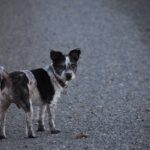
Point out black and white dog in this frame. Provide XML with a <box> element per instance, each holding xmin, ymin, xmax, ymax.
<box><xmin>0</xmin><ymin>49</ymin><xmax>81</xmax><ymax>139</ymax></box>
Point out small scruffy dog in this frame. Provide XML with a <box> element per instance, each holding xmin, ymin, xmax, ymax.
<box><xmin>0</xmin><ymin>49</ymin><xmax>81</xmax><ymax>139</ymax></box>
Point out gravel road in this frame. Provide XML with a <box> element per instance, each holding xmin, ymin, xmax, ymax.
<box><xmin>0</xmin><ymin>0</ymin><xmax>150</xmax><ymax>149</ymax></box>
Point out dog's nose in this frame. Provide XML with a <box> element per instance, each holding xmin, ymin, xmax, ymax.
<box><xmin>66</xmin><ymin>73</ymin><xmax>72</xmax><ymax>80</ymax></box>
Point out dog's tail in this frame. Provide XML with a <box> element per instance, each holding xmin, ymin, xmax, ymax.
<box><xmin>0</xmin><ymin>66</ymin><xmax>11</xmax><ymax>90</ymax></box>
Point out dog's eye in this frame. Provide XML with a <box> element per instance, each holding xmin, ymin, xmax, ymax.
<box><xmin>58</xmin><ymin>64</ymin><xmax>65</xmax><ymax>69</ymax></box>
<box><xmin>70</xmin><ymin>64</ymin><xmax>76</xmax><ymax>68</ymax></box>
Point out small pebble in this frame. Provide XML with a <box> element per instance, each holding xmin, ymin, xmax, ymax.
<box><xmin>73</xmin><ymin>133</ymin><xmax>88</xmax><ymax>139</ymax></box>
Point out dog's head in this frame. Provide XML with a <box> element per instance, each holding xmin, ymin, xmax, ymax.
<box><xmin>50</xmin><ymin>49</ymin><xmax>81</xmax><ymax>82</ymax></box>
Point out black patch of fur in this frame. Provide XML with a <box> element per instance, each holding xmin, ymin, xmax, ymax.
<box><xmin>69</xmin><ymin>49</ymin><xmax>81</xmax><ymax>62</ymax></box>
<box><xmin>0</xmin><ymin>78</ymin><xmax>5</xmax><ymax>90</ymax></box>
<box><xmin>50</xmin><ymin>51</ymin><xmax>66</xmax><ymax>76</ymax></box>
<box><xmin>31</xmin><ymin>68</ymin><xmax>55</xmax><ymax>104</ymax></box>
<box><xmin>9</xmin><ymin>71</ymin><xmax>30</xmax><ymax>111</ymax></box>
<box><xmin>50</xmin><ymin>51</ymin><xmax>65</xmax><ymax>64</ymax></box>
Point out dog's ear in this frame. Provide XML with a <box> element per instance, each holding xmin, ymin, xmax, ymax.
<box><xmin>69</xmin><ymin>48</ymin><xmax>81</xmax><ymax>62</ymax></box>
<box><xmin>50</xmin><ymin>50</ymin><xmax>64</xmax><ymax>62</ymax></box>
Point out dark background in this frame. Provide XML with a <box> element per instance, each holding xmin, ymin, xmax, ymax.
<box><xmin>0</xmin><ymin>0</ymin><xmax>150</xmax><ymax>149</ymax></box>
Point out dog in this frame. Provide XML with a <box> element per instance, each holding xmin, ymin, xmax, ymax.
<box><xmin>0</xmin><ymin>49</ymin><xmax>81</xmax><ymax>139</ymax></box>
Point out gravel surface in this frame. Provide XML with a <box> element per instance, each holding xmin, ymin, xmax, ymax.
<box><xmin>0</xmin><ymin>0</ymin><xmax>150</xmax><ymax>150</ymax></box>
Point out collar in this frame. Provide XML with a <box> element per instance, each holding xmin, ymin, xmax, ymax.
<box><xmin>49</xmin><ymin>65</ymin><xmax>67</xmax><ymax>88</ymax></box>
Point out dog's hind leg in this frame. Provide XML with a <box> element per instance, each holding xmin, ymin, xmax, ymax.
<box><xmin>0</xmin><ymin>66</ymin><xmax>11</xmax><ymax>139</ymax></box>
<box><xmin>24</xmin><ymin>99</ymin><xmax>35</xmax><ymax>138</ymax></box>
<box><xmin>47</xmin><ymin>104</ymin><xmax>60</xmax><ymax>134</ymax></box>
<box><xmin>37</xmin><ymin>104</ymin><xmax>46</xmax><ymax>131</ymax></box>
<box><xmin>0</xmin><ymin>100</ymin><xmax>10</xmax><ymax>139</ymax></box>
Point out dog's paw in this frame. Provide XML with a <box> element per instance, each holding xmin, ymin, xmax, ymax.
<box><xmin>51</xmin><ymin>129</ymin><xmax>60</xmax><ymax>134</ymax></box>
<box><xmin>0</xmin><ymin>135</ymin><xmax>6</xmax><ymax>140</ymax></box>
<box><xmin>28</xmin><ymin>134</ymin><xmax>37</xmax><ymax>138</ymax></box>
<box><xmin>37</xmin><ymin>125</ymin><xmax>45</xmax><ymax>132</ymax></box>
<box><xmin>27</xmin><ymin>132</ymin><xmax>36</xmax><ymax>138</ymax></box>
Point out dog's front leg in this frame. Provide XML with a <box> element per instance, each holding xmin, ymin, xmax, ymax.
<box><xmin>37</xmin><ymin>104</ymin><xmax>46</xmax><ymax>131</ymax></box>
<box><xmin>47</xmin><ymin>104</ymin><xmax>60</xmax><ymax>134</ymax></box>
<box><xmin>25</xmin><ymin>100</ymin><xmax>35</xmax><ymax>138</ymax></box>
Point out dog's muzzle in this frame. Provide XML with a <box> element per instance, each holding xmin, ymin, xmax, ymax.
<box><xmin>65</xmin><ymin>73</ymin><xmax>72</xmax><ymax>81</ymax></box>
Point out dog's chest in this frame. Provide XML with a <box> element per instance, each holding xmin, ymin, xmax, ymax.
<box><xmin>50</xmin><ymin>89</ymin><xmax>61</xmax><ymax>107</ymax></box>
<box><xmin>50</xmin><ymin>78</ymin><xmax>63</xmax><ymax>107</ymax></box>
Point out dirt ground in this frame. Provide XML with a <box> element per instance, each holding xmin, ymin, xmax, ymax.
<box><xmin>0</xmin><ymin>0</ymin><xmax>150</xmax><ymax>149</ymax></box>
